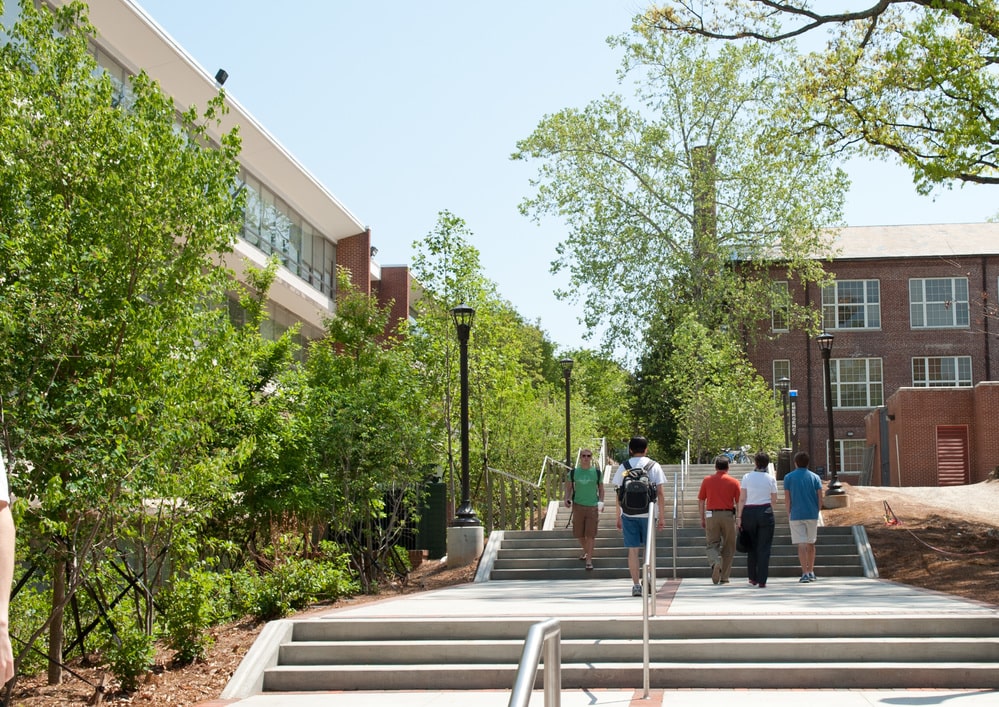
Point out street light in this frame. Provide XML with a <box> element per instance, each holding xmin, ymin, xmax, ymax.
<box><xmin>451</xmin><ymin>304</ymin><xmax>480</xmax><ymax>526</ymax></box>
<box><xmin>777</xmin><ymin>376</ymin><xmax>791</xmax><ymax>448</ymax></box>
<box><xmin>816</xmin><ymin>332</ymin><xmax>844</xmax><ymax>496</ymax></box>
<box><xmin>560</xmin><ymin>358</ymin><xmax>574</xmax><ymax>473</ymax></box>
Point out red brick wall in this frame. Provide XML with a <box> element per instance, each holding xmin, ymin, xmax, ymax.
<box><xmin>747</xmin><ymin>255</ymin><xmax>999</xmax><ymax>482</ymax></box>
<box><xmin>335</xmin><ymin>229</ymin><xmax>371</xmax><ymax>297</ymax></box>
<box><xmin>972</xmin><ymin>382</ymin><xmax>999</xmax><ymax>482</ymax></box>
<box><xmin>377</xmin><ymin>266</ymin><xmax>412</xmax><ymax>335</ymax></box>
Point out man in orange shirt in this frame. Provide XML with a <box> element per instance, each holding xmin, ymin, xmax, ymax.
<box><xmin>697</xmin><ymin>456</ymin><xmax>742</xmax><ymax>584</ymax></box>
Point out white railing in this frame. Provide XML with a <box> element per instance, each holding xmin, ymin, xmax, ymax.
<box><xmin>508</xmin><ymin>617</ymin><xmax>561</xmax><ymax>707</ymax></box>
<box><xmin>641</xmin><ymin>500</ymin><xmax>657</xmax><ymax>699</ymax></box>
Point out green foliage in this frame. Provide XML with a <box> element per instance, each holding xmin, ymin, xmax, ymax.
<box><xmin>234</xmin><ymin>553</ymin><xmax>359</xmax><ymax>622</ymax></box>
<box><xmin>663</xmin><ymin>314</ymin><xmax>782</xmax><ymax>462</ymax></box>
<box><xmin>649</xmin><ymin>1</ymin><xmax>999</xmax><ymax>192</ymax></box>
<box><xmin>102</xmin><ymin>610</ymin><xmax>157</xmax><ymax>693</ymax></box>
<box><xmin>159</xmin><ymin>566</ymin><xmax>225</xmax><ymax>664</ymax></box>
<box><xmin>9</xmin><ymin>585</ymin><xmax>52</xmax><ymax>676</ymax></box>
<box><xmin>513</xmin><ymin>20</ymin><xmax>841</xmax><ymax>349</ymax></box>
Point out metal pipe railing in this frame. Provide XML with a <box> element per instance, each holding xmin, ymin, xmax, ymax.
<box><xmin>508</xmin><ymin>617</ymin><xmax>561</xmax><ymax>707</ymax></box>
<box><xmin>641</xmin><ymin>500</ymin><xmax>657</xmax><ymax>699</ymax></box>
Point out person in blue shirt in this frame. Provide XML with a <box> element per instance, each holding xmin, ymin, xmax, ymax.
<box><xmin>782</xmin><ymin>451</ymin><xmax>823</xmax><ymax>583</ymax></box>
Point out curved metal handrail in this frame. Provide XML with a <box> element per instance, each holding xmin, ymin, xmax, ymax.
<box><xmin>508</xmin><ymin>617</ymin><xmax>561</xmax><ymax>707</ymax></box>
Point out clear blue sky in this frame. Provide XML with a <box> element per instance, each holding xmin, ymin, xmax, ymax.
<box><xmin>135</xmin><ymin>0</ymin><xmax>995</xmax><ymax>351</ymax></box>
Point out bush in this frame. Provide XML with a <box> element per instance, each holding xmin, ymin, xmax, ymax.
<box><xmin>234</xmin><ymin>543</ymin><xmax>359</xmax><ymax>621</ymax></box>
<box><xmin>102</xmin><ymin>615</ymin><xmax>156</xmax><ymax>693</ymax></box>
<box><xmin>160</xmin><ymin>566</ymin><xmax>224</xmax><ymax>664</ymax></box>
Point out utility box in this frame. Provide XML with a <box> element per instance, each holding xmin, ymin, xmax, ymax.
<box><xmin>777</xmin><ymin>448</ymin><xmax>792</xmax><ymax>480</ymax></box>
<box><xmin>419</xmin><ymin>482</ymin><xmax>447</xmax><ymax>560</ymax></box>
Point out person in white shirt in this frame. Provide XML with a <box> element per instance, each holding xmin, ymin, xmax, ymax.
<box><xmin>736</xmin><ymin>451</ymin><xmax>779</xmax><ymax>588</ymax></box>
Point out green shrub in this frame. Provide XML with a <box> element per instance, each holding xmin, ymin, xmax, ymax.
<box><xmin>9</xmin><ymin>585</ymin><xmax>53</xmax><ymax>676</ymax></box>
<box><xmin>102</xmin><ymin>616</ymin><xmax>156</xmax><ymax>693</ymax></box>
<box><xmin>234</xmin><ymin>544</ymin><xmax>359</xmax><ymax>621</ymax></box>
<box><xmin>160</xmin><ymin>566</ymin><xmax>223</xmax><ymax>664</ymax></box>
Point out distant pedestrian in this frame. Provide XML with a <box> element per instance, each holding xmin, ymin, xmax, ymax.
<box><xmin>783</xmin><ymin>451</ymin><xmax>823</xmax><ymax>583</ymax></box>
<box><xmin>737</xmin><ymin>451</ymin><xmax>779</xmax><ymax>588</ymax></box>
<box><xmin>697</xmin><ymin>456</ymin><xmax>742</xmax><ymax>584</ymax></box>
<box><xmin>565</xmin><ymin>448</ymin><xmax>604</xmax><ymax>570</ymax></box>
<box><xmin>0</xmin><ymin>453</ymin><xmax>14</xmax><ymax>683</ymax></box>
<box><xmin>612</xmin><ymin>436</ymin><xmax>666</xmax><ymax>597</ymax></box>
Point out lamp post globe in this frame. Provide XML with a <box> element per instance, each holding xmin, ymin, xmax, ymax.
<box><xmin>816</xmin><ymin>332</ymin><xmax>844</xmax><ymax>496</ymax></box>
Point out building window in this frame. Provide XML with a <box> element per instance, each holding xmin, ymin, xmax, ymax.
<box><xmin>909</xmin><ymin>277</ymin><xmax>969</xmax><ymax>328</ymax></box>
<box><xmin>834</xmin><ymin>440</ymin><xmax>866</xmax><ymax>474</ymax></box>
<box><xmin>822</xmin><ymin>280</ymin><xmax>880</xmax><ymax>329</ymax></box>
<box><xmin>912</xmin><ymin>356</ymin><xmax>972</xmax><ymax>387</ymax></box>
<box><xmin>772</xmin><ymin>281</ymin><xmax>789</xmax><ymax>332</ymax></box>
<box><xmin>772</xmin><ymin>359</ymin><xmax>790</xmax><ymax>397</ymax></box>
<box><xmin>829</xmin><ymin>358</ymin><xmax>883</xmax><ymax>409</ymax></box>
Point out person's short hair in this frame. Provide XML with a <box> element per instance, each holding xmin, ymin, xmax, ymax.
<box><xmin>755</xmin><ymin>451</ymin><xmax>770</xmax><ymax>468</ymax></box>
<box><xmin>794</xmin><ymin>451</ymin><xmax>810</xmax><ymax>468</ymax></box>
<box><xmin>714</xmin><ymin>455</ymin><xmax>729</xmax><ymax>470</ymax></box>
<box><xmin>628</xmin><ymin>436</ymin><xmax>649</xmax><ymax>454</ymax></box>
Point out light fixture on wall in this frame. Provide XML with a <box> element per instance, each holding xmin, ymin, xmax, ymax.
<box><xmin>214</xmin><ymin>68</ymin><xmax>228</xmax><ymax>86</ymax></box>
<box><xmin>370</xmin><ymin>246</ymin><xmax>378</xmax><ymax>258</ymax></box>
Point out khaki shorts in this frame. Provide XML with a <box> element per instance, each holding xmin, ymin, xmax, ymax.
<box><xmin>571</xmin><ymin>504</ymin><xmax>599</xmax><ymax>540</ymax></box>
<box><xmin>790</xmin><ymin>519</ymin><xmax>818</xmax><ymax>544</ymax></box>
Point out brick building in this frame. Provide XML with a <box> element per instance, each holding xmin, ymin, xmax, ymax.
<box><xmin>747</xmin><ymin>223</ymin><xmax>999</xmax><ymax>487</ymax></box>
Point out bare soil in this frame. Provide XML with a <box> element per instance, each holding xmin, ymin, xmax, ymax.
<box><xmin>11</xmin><ymin>480</ymin><xmax>999</xmax><ymax>705</ymax></box>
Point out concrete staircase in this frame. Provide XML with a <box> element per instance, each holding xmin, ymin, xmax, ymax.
<box><xmin>252</xmin><ymin>614</ymin><xmax>999</xmax><ymax>691</ymax></box>
<box><xmin>484</xmin><ymin>464</ymin><xmax>871</xmax><ymax>582</ymax></box>
<box><xmin>223</xmin><ymin>464</ymin><xmax>997</xmax><ymax>696</ymax></box>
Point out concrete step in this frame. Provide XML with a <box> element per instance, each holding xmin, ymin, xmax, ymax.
<box><xmin>259</xmin><ymin>615</ymin><xmax>999</xmax><ymax>691</ymax></box>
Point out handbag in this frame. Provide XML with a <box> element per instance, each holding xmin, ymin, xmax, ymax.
<box><xmin>736</xmin><ymin>526</ymin><xmax>752</xmax><ymax>553</ymax></box>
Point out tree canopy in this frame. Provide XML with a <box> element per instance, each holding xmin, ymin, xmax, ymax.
<box><xmin>513</xmin><ymin>20</ymin><xmax>844</xmax><ymax>350</ymax></box>
<box><xmin>648</xmin><ymin>1</ymin><xmax>999</xmax><ymax>193</ymax></box>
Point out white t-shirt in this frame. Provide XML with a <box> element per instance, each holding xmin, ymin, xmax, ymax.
<box><xmin>741</xmin><ymin>469</ymin><xmax>778</xmax><ymax>506</ymax></box>
<box><xmin>612</xmin><ymin>456</ymin><xmax>667</xmax><ymax>517</ymax></box>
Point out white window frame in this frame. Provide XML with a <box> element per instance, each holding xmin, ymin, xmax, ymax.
<box><xmin>822</xmin><ymin>279</ymin><xmax>881</xmax><ymax>330</ymax></box>
<box><xmin>830</xmin><ymin>439</ymin><xmax>866</xmax><ymax>474</ymax></box>
<box><xmin>828</xmin><ymin>358</ymin><xmax>883</xmax><ymax>409</ymax></box>
<box><xmin>912</xmin><ymin>356</ymin><xmax>972</xmax><ymax>387</ymax></box>
<box><xmin>909</xmin><ymin>277</ymin><xmax>970</xmax><ymax>328</ymax></box>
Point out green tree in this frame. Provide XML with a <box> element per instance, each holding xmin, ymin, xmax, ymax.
<box><xmin>302</xmin><ymin>271</ymin><xmax>437</xmax><ymax>591</ymax></box>
<box><xmin>410</xmin><ymin>213</ymin><xmax>589</xmax><ymax>530</ymax></box>
<box><xmin>663</xmin><ymin>314</ymin><xmax>782</xmax><ymax>463</ymax></box>
<box><xmin>0</xmin><ymin>0</ymin><xmax>246</xmax><ymax>685</ymax></box>
<box><xmin>648</xmin><ymin>1</ymin><xmax>999</xmax><ymax>193</ymax></box>
<box><xmin>513</xmin><ymin>20</ymin><xmax>843</xmax><ymax>348</ymax></box>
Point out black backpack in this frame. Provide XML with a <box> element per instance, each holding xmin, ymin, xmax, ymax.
<box><xmin>617</xmin><ymin>459</ymin><xmax>657</xmax><ymax>515</ymax></box>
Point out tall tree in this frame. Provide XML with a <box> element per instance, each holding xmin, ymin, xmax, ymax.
<box><xmin>0</xmin><ymin>0</ymin><xmax>245</xmax><ymax>683</ymax></box>
<box><xmin>648</xmin><ymin>1</ymin><xmax>999</xmax><ymax>193</ymax></box>
<box><xmin>513</xmin><ymin>20</ymin><xmax>843</xmax><ymax>349</ymax></box>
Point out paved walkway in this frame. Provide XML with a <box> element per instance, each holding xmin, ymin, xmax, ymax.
<box><xmin>198</xmin><ymin>576</ymin><xmax>999</xmax><ymax>706</ymax></box>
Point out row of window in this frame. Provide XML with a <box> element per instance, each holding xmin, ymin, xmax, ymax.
<box><xmin>774</xmin><ymin>277</ymin><xmax>975</xmax><ymax>331</ymax></box>
<box><xmin>89</xmin><ymin>40</ymin><xmax>339</xmax><ymax>300</ymax></box>
<box><xmin>773</xmin><ymin>355</ymin><xmax>973</xmax><ymax>409</ymax></box>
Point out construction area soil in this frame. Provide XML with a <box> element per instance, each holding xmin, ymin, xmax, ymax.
<box><xmin>10</xmin><ymin>479</ymin><xmax>999</xmax><ymax>706</ymax></box>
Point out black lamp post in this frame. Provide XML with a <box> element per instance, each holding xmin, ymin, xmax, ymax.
<box><xmin>560</xmin><ymin>358</ymin><xmax>573</xmax><ymax>473</ymax></box>
<box><xmin>451</xmin><ymin>305</ymin><xmax>480</xmax><ymax>526</ymax></box>
<box><xmin>777</xmin><ymin>376</ymin><xmax>791</xmax><ymax>449</ymax></box>
<box><xmin>817</xmin><ymin>332</ymin><xmax>844</xmax><ymax>496</ymax></box>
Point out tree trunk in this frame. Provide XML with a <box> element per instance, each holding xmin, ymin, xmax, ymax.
<box><xmin>47</xmin><ymin>558</ymin><xmax>66</xmax><ymax>685</ymax></box>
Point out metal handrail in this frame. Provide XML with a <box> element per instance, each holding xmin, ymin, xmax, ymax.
<box><xmin>671</xmin><ymin>471</ymin><xmax>679</xmax><ymax>580</ymax></box>
<box><xmin>508</xmin><ymin>617</ymin><xmax>561</xmax><ymax>707</ymax></box>
<box><xmin>641</xmin><ymin>502</ymin><xmax>656</xmax><ymax>699</ymax></box>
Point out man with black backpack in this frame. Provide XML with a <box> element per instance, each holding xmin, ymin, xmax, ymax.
<box><xmin>612</xmin><ymin>436</ymin><xmax>666</xmax><ymax>597</ymax></box>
